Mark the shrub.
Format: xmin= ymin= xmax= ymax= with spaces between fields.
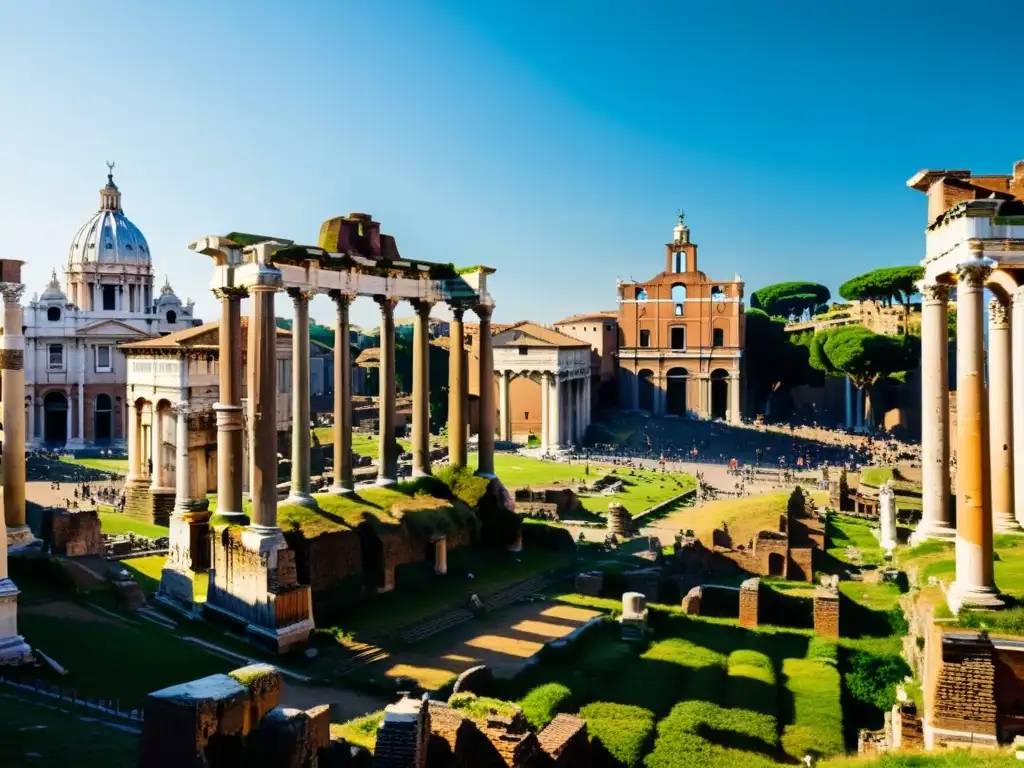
xmin=579 ymin=702 xmax=655 ymax=768
xmin=518 ymin=683 xmax=572 ymax=729
xmin=332 ymin=711 xmax=383 ymax=753
xmin=843 ymin=651 xmax=911 ymax=711
xmin=645 ymin=699 xmax=778 ymax=768
xmin=448 ymin=692 xmax=520 ymax=720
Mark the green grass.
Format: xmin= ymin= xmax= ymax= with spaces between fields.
xmin=518 ymin=682 xmax=573 ymax=730
xmin=820 ymin=753 xmax=1020 ymax=768
xmin=579 ymin=702 xmax=656 ymax=768
xmin=449 ymin=692 xmax=521 ymax=719
xmin=118 ymin=555 xmax=208 ymax=600
xmin=98 ymin=512 xmax=168 ymax=539
xmin=466 ymin=452 xmax=695 ymax=516
xmin=827 ymin=514 xmax=883 ymax=567
xmin=0 ymin=691 xmax=138 ymax=767
xmin=900 ymin=534 xmax=1024 ymax=601
xmin=331 ymin=711 xmax=383 ymax=753
xmin=781 ymin=654 xmax=844 ymax=760
xmin=59 ymin=456 xmax=130 ymax=474
xmin=311 ymin=427 xmax=410 ymax=458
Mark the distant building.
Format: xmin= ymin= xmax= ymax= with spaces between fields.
xmin=552 ymin=312 xmax=619 ymax=408
xmin=17 ymin=167 xmax=199 ymax=450
xmin=616 ymin=213 xmax=744 ymax=421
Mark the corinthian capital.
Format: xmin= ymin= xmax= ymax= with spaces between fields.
xmin=956 ymin=257 xmax=996 ymax=288
xmin=0 ymin=283 xmax=25 ymax=305
xmin=917 ymin=281 xmax=950 ymax=303
xmin=989 ymin=297 xmax=1011 ymax=326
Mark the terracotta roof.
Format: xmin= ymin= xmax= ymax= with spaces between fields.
xmin=121 ymin=318 xmax=291 ymax=352
xmin=494 ymin=321 xmax=589 ymax=348
xmin=553 ymin=312 xmax=617 ymax=325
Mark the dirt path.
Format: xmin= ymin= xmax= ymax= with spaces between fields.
xmin=279 ymin=681 xmax=390 ymax=722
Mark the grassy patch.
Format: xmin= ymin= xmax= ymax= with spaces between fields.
xmin=448 ymin=692 xmax=521 ymax=719
xmin=781 ymin=655 xmax=844 ymax=760
xmin=518 ymin=682 xmax=573 ymax=730
xmin=579 ymin=702 xmax=655 ymax=768
xmin=656 ymin=491 xmax=825 ymax=547
xmin=827 ymin=514 xmax=883 ymax=567
xmin=59 ymin=456 xmax=130 ymax=475
xmin=331 ymin=711 xmax=383 ymax=753
xmin=900 ymin=534 xmax=1024 ymax=599
xmin=98 ymin=512 xmax=168 ymax=539
xmin=312 ymin=428 xmax=410 ymax=458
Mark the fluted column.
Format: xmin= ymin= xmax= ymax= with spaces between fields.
xmin=551 ymin=375 xmax=562 ymax=449
xmin=150 ymin=404 xmax=168 ymax=490
xmin=988 ymin=297 xmax=1019 ymax=532
xmin=173 ymin=402 xmax=193 ymax=514
xmin=949 ymin=259 xmax=1003 ymax=611
xmin=411 ymin=299 xmax=432 ymax=477
xmin=331 ymin=292 xmax=354 ymax=493
xmin=287 ymin=289 xmax=316 ymax=508
xmin=475 ymin=305 xmax=496 ymax=477
xmin=376 ymin=296 xmax=399 ymax=485
xmin=1013 ymin=286 xmax=1024 ymax=528
xmin=213 ymin=288 xmax=246 ymax=521
xmin=498 ymin=370 xmax=511 ymax=442
xmin=1 ymin=282 xmax=31 ymax=546
xmin=248 ymin=279 xmax=280 ymax=529
xmin=448 ymin=308 xmax=467 ymax=467
xmin=540 ymin=372 xmax=551 ymax=452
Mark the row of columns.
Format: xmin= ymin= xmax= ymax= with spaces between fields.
xmin=916 ymin=261 xmax=1023 ymax=611
xmin=522 ymin=372 xmax=590 ymax=452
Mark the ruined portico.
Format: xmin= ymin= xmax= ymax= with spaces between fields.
xmin=190 ymin=214 xmax=496 ymax=649
xmin=909 ymin=162 xmax=1024 ymax=612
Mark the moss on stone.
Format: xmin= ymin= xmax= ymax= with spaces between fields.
xmin=448 ymin=692 xmax=521 ymax=720
xmin=228 ymin=663 xmax=278 ymax=689
xmin=209 ymin=513 xmax=250 ymax=529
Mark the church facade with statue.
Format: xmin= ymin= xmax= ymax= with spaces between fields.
xmin=16 ymin=166 xmax=201 ymax=450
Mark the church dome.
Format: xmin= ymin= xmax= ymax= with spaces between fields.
xmin=67 ymin=165 xmax=151 ymax=266
xmin=40 ymin=269 xmax=66 ymax=302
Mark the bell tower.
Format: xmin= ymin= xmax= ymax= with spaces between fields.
xmin=665 ymin=210 xmax=698 ymax=274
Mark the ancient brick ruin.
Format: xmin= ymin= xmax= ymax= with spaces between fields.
xmin=813 ymin=585 xmax=840 ymax=639
xmin=738 ymin=578 xmax=760 ymax=629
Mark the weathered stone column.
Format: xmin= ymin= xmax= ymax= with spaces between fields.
xmin=0 ymin=445 xmax=30 ymax=663
xmin=1014 ymin=286 xmax=1024 ymax=528
xmin=286 ymin=289 xmax=316 ymax=508
xmin=914 ymin=282 xmax=955 ymax=542
xmin=213 ymin=288 xmax=246 ymax=521
xmin=411 ymin=299 xmax=432 ymax=478
xmin=583 ymin=375 xmax=592 ymax=433
xmin=0 ymin=282 xmax=32 ymax=548
xmin=540 ymin=371 xmax=551 ymax=452
xmin=248 ymin=276 xmax=282 ymax=529
xmin=330 ymin=292 xmax=354 ymax=494
xmin=173 ymin=403 xmax=193 ymax=515
xmin=126 ymin=401 xmax=143 ymax=484
xmin=879 ymin=481 xmax=897 ymax=551
xmin=948 ymin=259 xmax=1003 ymax=612
xmin=844 ymin=377 xmax=853 ymax=429
xmin=551 ymin=375 xmax=562 ymax=449
xmin=433 ymin=535 xmax=447 ymax=575
xmin=988 ymin=297 xmax=1019 ymax=532
xmin=498 ymin=370 xmax=511 ymax=442
xmin=729 ymin=373 xmax=742 ymax=424
xmin=376 ymin=296 xmax=399 ymax=485
xmin=573 ymin=379 xmax=583 ymax=442
xmin=448 ymin=308 xmax=467 ymax=467
xmin=475 ymin=305 xmax=496 ymax=477
xmin=150 ymin=404 xmax=169 ymax=491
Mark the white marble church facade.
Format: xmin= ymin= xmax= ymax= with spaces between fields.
xmin=19 ymin=167 xmax=201 ymax=450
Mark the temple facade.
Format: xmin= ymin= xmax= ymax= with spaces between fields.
xmin=616 ymin=213 xmax=745 ymax=422
xmin=17 ymin=167 xmax=199 ymax=450
xmin=909 ymin=161 xmax=1024 ymax=614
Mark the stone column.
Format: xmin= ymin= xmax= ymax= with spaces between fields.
xmin=949 ymin=259 xmax=1003 ymax=611
xmin=448 ymin=308 xmax=467 ymax=467
xmin=126 ymin=401 xmax=142 ymax=484
xmin=728 ymin=373 xmax=741 ymax=424
xmin=173 ymin=403 xmax=193 ymax=513
xmin=879 ymin=481 xmax=897 ymax=551
xmin=376 ymin=296 xmax=399 ymax=485
xmin=65 ymin=388 xmax=72 ymax=449
xmin=0 ymin=430 xmax=30 ymax=663
xmin=433 ymin=536 xmax=447 ymax=576
xmin=574 ymin=379 xmax=583 ymax=441
xmin=76 ymin=342 xmax=85 ymax=445
xmin=213 ymin=288 xmax=246 ymax=521
xmin=583 ymin=375 xmax=592 ymax=432
xmin=411 ymin=299 xmax=432 ymax=478
xmin=844 ymin=377 xmax=853 ymax=429
xmin=540 ymin=372 xmax=551 ymax=452
xmin=1 ymin=283 xmax=32 ymax=548
xmin=247 ymin=276 xmax=281 ymax=529
xmin=988 ymin=297 xmax=1019 ymax=532
xmin=1014 ymin=287 xmax=1024 ymax=528
xmin=475 ymin=305 xmax=496 ymax=477
xmin=915 ymin=283 xmax=955 ymax=542
xmin=498 ymin=370 xmax=511 ymax=442
xmin=330 ymin=292 xmax=354 ymax=494
xmin=150 ymin=404 xmax=168 ymax=490
xmin=551 ymin=375 xmax=562 ymax=449
xmin=286 ymin=289 xmax=315 ymax=508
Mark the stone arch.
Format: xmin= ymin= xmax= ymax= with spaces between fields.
xmin=94 ymin=393 xmax=113 ymax=444
xmin=710 ymin=368 xmax=730 ymax=420
xmin=985 ymin=268 xmax=1020 ymax=303
xmin=43 ymin=390 xmax=68 ymax=446
xmin=666 ymin=367 xmax=689 ymax=416
xmin=637 ymin=369 xmax=655 ymax=413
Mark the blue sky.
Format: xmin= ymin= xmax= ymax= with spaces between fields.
xmin=2 ymin=1 xmax=1022 ymax=330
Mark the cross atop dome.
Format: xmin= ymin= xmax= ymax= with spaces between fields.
xmin=673 ymin=208 xmax=690 ymax=245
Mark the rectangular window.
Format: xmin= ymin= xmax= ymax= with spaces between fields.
xmin=524 ymin=412 xmax=529 ymax=420
xmin=712 ymin=328 xmax=725 ymax=347
xmin=671 ymin=327 xmax=686 ymax=350
xmin=518 ymin=346 xmax=528 ymax=355
xmin=640 ymin=329 xmax=651 ymax=348
xmin=102 ymin=284 xmax=117 ymax=311
xmin=95 ymin=345 xmax=112 ymax=372
xmin=48 ymin=344 xmax=63 ymax=370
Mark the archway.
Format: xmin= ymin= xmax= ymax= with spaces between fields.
xmin=710 ymin=369 xmax=729 ymax=420
xmin=94 ymin=393 xmax=113 ymax=444
xmin=637 ymin=369 xmax=655 ymax=413
xmin=43 ymin=391 xmax=68 ymax=446
xmin=666 ymin=368 xmax=689 ymax=416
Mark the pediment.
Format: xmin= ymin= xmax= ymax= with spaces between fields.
xmin=493 ymin=328 xmax=553 ymax=347
xmin=76 ymin=319 xmax=152 ymax=338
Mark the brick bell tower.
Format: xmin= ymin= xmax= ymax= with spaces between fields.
xmin=665 ymin=209 xmax=699 ymax=274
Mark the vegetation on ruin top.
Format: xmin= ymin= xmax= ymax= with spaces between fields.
xmin=900 ymin=534 xmax=1024 ymax=600
xmin=330 ymin=711 xmax=383 ymax=753
xmin=448 ymin=692 xmax=522 ymax=720
xmin=97 ymin=511 xmax=169 ymax=539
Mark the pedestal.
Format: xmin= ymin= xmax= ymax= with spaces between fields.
xmin=156 ymin=508 xmax=211 ymax=616
xmin=0 ymin=579 xmax=31 ymax=665
xmin=6 ymin=526 xmax=39 ymax=551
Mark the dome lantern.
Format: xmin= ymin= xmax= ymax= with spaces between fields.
xmin=67 ymin=163 xmax=152 ymax=267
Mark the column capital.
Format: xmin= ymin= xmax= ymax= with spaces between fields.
xmin=990 ymin=297 xmax=1011 ymax=327
xmin=287 ymin=287 xmax=316 ymax=303
xmin=173 ymin=402 xmax=192 ymax=417
xmin=450 ymin=305 xmax=467 ymax=321
xmin=917 ymin=281 xmax=951 ymax=303
xmin=410 ymin=298 xmax=434 ymax=316
xmin=956 ymin=257 xmax=996 ymax=288
xmin=474 ymin=304 xmax=494 ymax=322
xmin=374 ymin=295 xmax=399 ymax=314
xmin=213 ymin=286 xmax=248 ymax=301
xmin=0 ymin=283 xmax=25 ymax=305
xmin=328 ymin=289 xmax=356 ymax=306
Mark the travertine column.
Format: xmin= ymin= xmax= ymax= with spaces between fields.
xmin=988 ymin=297 xmax=1019 ymax=532
xmin=287 ymin=289 xmax=316 ymax=508
xmin=433 ymin=536 xmax=447 ymax=575
xmin=126 ymin=403 xmax=141 ymax=484
xmin=729 ymin=373 xmax=741 ymax=424
xmin=150 ymin=404 xmax=168 ymax=490
xmin=583 ymin=375 xmax=592 ymax=432
xmin=448 ymin=308 xmax=467 ymax=467
xmin=248 ymin=279 xmax=281 ymax=529
xmin=915 ymin=283 xmax=955 ymax=542
xmin=551 ymin=375 xmax=562 ymax=449
xmin=376 ymin=296 xmax=399 ymax=485
xmin=475 ymin=305 xmax=496 ymax=477
xmin=1013 ymin=286 xmax=1024 ymax=527
xmin=411 ymin=300 xmax=432 ymax=477
xmin=173 ymin=402 xmax=192 ymax=513
xmin=0 ymin=434 xmax=30 ymax=662
xmin=213 ymin=288 xmax=246 ymax=520
xmin=844 ymin=377 xmax=853 ymax=429
xmin=540 ymin=372 xmax=551 ymax=452
xmin=330 ymin=292 xmax=354 ymax=494
xmin=948 ymin=259 xmax=1003 ymax=611
xmin=574 ymin=379 xmax=583 ymax=442
xmin=1 ymin=283 xmax=32 ymax=547
xmin=498 ymin=370 xmax=511 ymax=442
xmin=879 ymin=481 xmax=897 ymax=551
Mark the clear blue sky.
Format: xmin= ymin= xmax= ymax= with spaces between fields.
xmin=2 ymin=1 xmax=1022 ymax=330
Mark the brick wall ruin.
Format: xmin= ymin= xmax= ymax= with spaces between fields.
xmin=739 ymin=578 xmax=760 ymax=628
xmin=49 ymin=509 xmax=102 ymax=557
xmin=929 ymin=628 xmax=998 ymax=743
xmin=813 ymin=587 xmax=840 ymax=638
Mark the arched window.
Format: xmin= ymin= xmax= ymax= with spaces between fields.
xmin=634 ymin=287 xmax=648 ymax=302
xmin=166 ymin=310 xmax=177 ymax=324
xmin=712 ymin=328 xmax=725 ymax=347
xmin=47 ymin=306 xmax=61 ymax=322
xmin=671 ymin=284 xmax=686 ymax=316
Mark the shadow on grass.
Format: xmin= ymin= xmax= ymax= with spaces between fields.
xmin=839 ymin=593 xmax=907 ymax=639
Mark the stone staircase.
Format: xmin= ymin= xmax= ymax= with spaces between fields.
xmin=333 ymin=643 xmax=390 ymax=677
